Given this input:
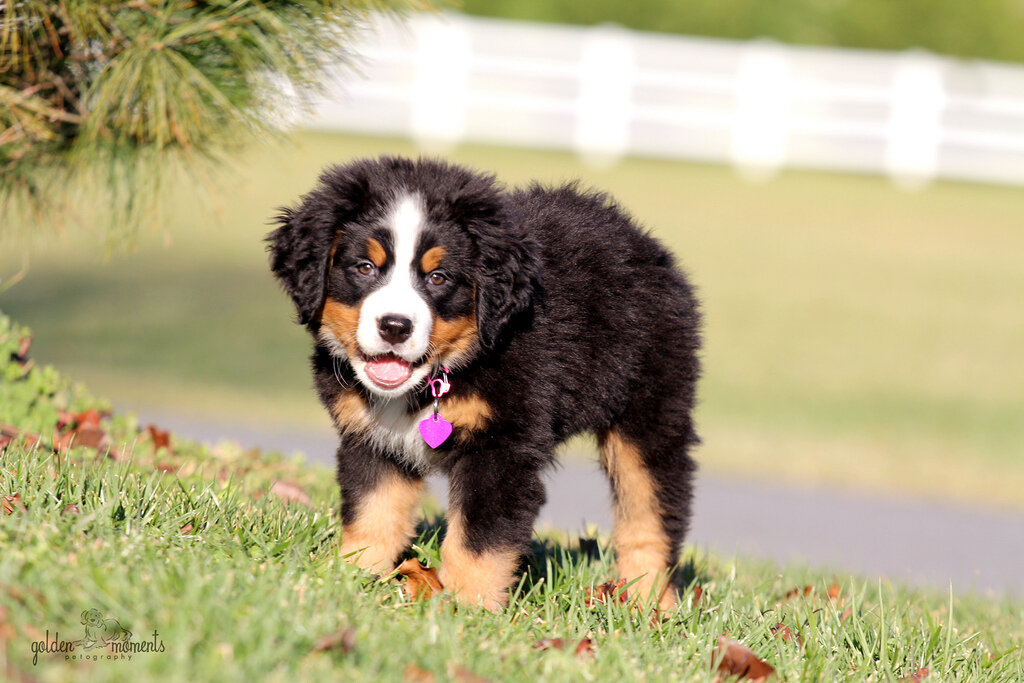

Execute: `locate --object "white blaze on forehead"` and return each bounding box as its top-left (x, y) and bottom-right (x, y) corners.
top-left (356, 193), bottom-right (433, 364)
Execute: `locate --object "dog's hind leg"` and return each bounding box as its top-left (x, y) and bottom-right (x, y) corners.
top-left (599, 424), bottom-right (696, 610)
top-left (336, 441), bottom-right (424, 572)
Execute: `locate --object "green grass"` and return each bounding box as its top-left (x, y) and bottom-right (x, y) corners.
top-left (0, 312), bottom-right (1021, 681)
top-left (2, 440), bottom-right (1022, 682)
top-left (2, 132), bottom-right (1024, 508)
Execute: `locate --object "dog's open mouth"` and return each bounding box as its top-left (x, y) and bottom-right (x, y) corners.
top-left (362, 353), bottom-right (419, 390)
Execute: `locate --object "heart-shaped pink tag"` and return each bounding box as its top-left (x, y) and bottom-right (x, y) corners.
top-left (418, 416), bottom-right (453, 448)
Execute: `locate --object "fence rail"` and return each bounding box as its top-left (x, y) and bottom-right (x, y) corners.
top-left (303, 13), bottom-right (1024, 187)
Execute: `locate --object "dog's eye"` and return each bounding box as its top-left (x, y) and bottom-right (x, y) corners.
top-left (356, 262), bottom-right (377, 277)
top-left (427, 271), bottom-right (447, 286)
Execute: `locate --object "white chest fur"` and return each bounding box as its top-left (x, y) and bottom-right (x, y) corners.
top-left (361, 398), bottom-right (437, 471)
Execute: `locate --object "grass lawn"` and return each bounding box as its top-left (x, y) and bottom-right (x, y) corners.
top-left (2, 440), bottom-right (1023, 682)
top-left (1, 289), bottom-right (1022, 683)
top-left (2, 132), bottom-right (1024, 510)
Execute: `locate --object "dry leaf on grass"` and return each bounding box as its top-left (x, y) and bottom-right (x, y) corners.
top-left (533, 637), bottom-right (595, 660)
top-left (14, 333), bottom-right (33, 364)
top-left (584, 579), bottom-right (629, 607)
top-left (780, 585), bottom-right (814, 602)
top-left (62, 504), bottom-right (81, 515)
top-left (3, 493), bottom-right (26, 515)
top-left (898, 667), bottom-right (930, 682)
top-left (146, 425), bottom-right (172, 453)
top-left (312, 627), bottom-right (356, 654)
top-left (451, 665), bottom-right (493, 682)
top-left (404, 664), bottom-right (436, 683)
top-left (269, 481), bottom-right (312, 506)
top-left (770, 623), bottom-right (800, 645)
top-left (397, 558), bottom-right (444, 601)
top-left (713, 636), bottom-right (775, 682)
top-left (50, 408), bottom-right (119, 459)
top-left (692, 585), bottom-right (704, 607)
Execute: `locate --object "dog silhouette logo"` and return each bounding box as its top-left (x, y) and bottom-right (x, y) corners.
top-left (80, 609), bottom-right (132, 650)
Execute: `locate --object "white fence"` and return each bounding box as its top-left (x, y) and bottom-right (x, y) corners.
top-left (304, 13), bottom-right (1024, 187)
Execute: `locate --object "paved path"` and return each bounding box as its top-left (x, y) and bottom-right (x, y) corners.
top-left (138, 411), bottom-right (1024, 598)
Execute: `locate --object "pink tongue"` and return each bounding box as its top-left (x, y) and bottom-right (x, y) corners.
top-left (365, 357), bottom-right (413, 387)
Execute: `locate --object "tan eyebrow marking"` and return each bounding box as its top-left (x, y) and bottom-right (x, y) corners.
top-left (420, 245), bottom-right (446, 273)
top-left (366, 237), bottom-right (387, 268)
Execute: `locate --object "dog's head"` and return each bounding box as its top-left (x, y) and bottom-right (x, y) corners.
top-left (268, 156), bottom-right (539, 398)
top-left (81, 609), bottom-right (103, 628)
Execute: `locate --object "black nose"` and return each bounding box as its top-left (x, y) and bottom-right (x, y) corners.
top-left (378, 315), bottom-right (413, 344)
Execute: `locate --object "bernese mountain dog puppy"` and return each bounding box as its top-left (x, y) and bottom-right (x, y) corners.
top-left (268, 156), bottom-right (701, 610)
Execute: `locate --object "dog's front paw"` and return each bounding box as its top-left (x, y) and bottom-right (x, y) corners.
top-left (339, 539), bottom-right (397, 573)
top-left (437, 564), bottom-right (508, 612)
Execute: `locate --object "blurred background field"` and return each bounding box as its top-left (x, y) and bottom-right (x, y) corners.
top-left (3, 130), bottom-right (1022, 509)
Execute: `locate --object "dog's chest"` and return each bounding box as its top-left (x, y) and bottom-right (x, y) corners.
top-left (362, 399), bottom-right (436, 471)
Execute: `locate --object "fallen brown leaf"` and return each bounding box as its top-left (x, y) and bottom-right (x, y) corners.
top-left (76, 409), bottom-right (103, 430)
top-left (3, 493), bottom-right (26, 515)
top-left (155, 463), bottom-right (180, 474)
top-left (312, 627), bottom-right (356, 654)
top-left (269, 481), bottom-right (311, 506)
top-left (770, 623), bottom-right (800, 646)
top-left (533, 637), bottom-right (595, 660)
top-left (780, 585), bottom-right (814, 602)
top-left (62, 504), bottom-right (81, 515)
top-left (574, 638), bottom-right (595, 659)
top-left (827, 583), bottom-right (841, 600)
top-left (692, 585), bottom-right (704, 607)
top-left (180, 524), bottom-right (194, 535)
top-left (15, 333), bottom-right (33, 364)
top-left (713, 636), bottom-right (775, 682)
top-left (146, 425), bottom-right (172, 453)
top-left (403, 664), bottom-right (436, 683)
top-left (898, 667), bottom-right (930, 682)
top-left (0, 434), bottom-right (10, 453)
top-left (533, 638), bottom-right (566, 651)
top-left (584, 579), bottom-right (628, 607)
top-left (397, 558), bottom-right (444, 601)
top-left (71, 426), bottom-right (109, 451)
top-left (451, 665), bottom-right (493, 682)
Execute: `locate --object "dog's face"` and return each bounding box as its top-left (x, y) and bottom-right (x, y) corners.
top-left (81, 609), bottom-right (103, 628)
top-left (268, 157), bottom-right (539, 398)
top-left (320, 193), bottom-right (478, 396)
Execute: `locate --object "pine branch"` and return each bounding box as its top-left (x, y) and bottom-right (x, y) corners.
top-left (0, 0), bottom-right (429, 247)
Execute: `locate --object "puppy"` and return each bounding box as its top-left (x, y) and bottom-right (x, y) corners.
top-left (268, 156), bottom-right (700, 610)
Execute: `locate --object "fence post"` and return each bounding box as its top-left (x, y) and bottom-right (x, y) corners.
top-left (411, 14), bottom-right (471, 147)
top-left (574, 26), bottom-right (635, 165)
top-left (730, 40), bottom-right (792, 180)
top-left (884, 51), bottom-right (946, 188)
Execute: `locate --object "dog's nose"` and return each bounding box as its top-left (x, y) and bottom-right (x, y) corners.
top-left (377, 315), bottom-right (413, 344)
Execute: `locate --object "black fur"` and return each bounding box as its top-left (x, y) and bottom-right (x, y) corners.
top-left (268, 156), bottom-right (701, 603)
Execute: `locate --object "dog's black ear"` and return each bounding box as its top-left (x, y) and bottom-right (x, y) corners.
top-left (453, 180), bottom-right (541, 350)
top-left (266, 164), bottom-right (372, 326)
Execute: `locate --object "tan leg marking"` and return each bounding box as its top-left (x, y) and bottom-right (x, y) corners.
top-left (600, 431), bottom-right (677, 610)
top-left (439, 512), bottom-right (520, 611)
top-left (366, 237), bottom-right (387, 268)
top-left (339, 471), bottom-right (424, 572)
top-left (420, 245), bottom-right (446, 273)
top-left (321, 298), bottom-right (361, 357)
